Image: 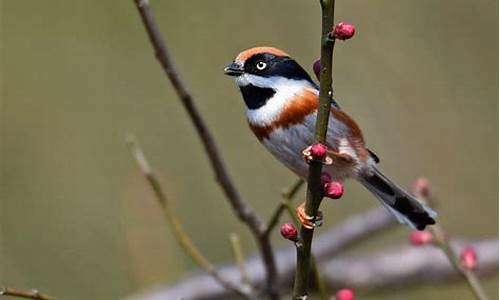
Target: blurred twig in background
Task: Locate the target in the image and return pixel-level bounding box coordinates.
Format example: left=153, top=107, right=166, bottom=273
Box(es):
left=128, top=212, right=498, bottom=299
left=0, top=287, right=54, bottom=300
left=411, top=178, right=490, bottom=300
left=132, top=0, right=280, bottom=298
left=126, top=136, right=254, bottom=299
left=229, top=233, right=251, bottom=286
left=130, top=207, right=397, bottom=300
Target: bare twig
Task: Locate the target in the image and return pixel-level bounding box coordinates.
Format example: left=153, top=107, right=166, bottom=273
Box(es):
left=229, top=233, right=250, bottom=286
left=293, top=0, right=336, bottom=298
left=131, top=1, right=279, bottom=298
left=264, top=179, right=304, bottom=236
left=0, top=288, right=54, bottom=300
left=127, top=136, right=254, bottom=299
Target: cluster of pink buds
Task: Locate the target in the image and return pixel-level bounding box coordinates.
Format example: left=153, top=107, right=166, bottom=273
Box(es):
left=280, top=223, right=298, bottom=242
left=302, top=143, right=345, bottom=199
left=408, top=230, right=433, bottom=246
left=334, top=288, right=355, bottom=300
left=320, top=172, right=344, bottom=200
left=460, top=246, right=478, bottom=271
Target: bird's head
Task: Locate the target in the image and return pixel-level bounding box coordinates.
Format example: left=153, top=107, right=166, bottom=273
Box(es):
left=224, top=47, right=317, bottom=114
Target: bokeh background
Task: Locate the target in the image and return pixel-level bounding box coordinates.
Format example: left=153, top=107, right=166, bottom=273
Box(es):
left=1, top=0, right=498, bottom=299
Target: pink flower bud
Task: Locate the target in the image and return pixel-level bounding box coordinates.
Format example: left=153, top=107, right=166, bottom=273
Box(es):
left=460, top=247, right=478, bottom=271
left=408, top=231, right=433, bottom=245
left=335, top=288, right=355, bottom=300
left=313, top=59, right=321, bottom=81
left=320, top=172, right=332, bottom=186
left=324, top=181, right=344, bottom=199
left=410, top=177, right=431, bottom=198
left=310, top=143, right=327, bottom=159
left=333, top=22, right=356, bottom=40
left=280, top=223, right=298, bottom=241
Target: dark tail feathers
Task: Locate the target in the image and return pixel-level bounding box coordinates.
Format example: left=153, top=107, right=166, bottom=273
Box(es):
left=359, top=168, right=436, bottom=230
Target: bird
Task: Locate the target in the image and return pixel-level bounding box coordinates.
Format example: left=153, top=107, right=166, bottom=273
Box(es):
left=224, top=46, right=436, bottom=230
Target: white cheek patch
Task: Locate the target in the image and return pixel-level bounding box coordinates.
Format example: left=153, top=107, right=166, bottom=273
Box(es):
left=238, top=74, right=317, bottom=126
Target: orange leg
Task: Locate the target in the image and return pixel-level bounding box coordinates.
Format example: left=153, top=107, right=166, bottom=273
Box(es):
left=296, top=202, right=323, bottom=229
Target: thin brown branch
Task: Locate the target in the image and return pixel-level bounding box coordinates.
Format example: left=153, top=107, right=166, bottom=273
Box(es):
left=127, top=136, right=254, bottom=299
left=0, top=288, right=54, bottom=300
left=131, top=1, right=279, bottom=298
left=293, top=0, right=336, bottom=298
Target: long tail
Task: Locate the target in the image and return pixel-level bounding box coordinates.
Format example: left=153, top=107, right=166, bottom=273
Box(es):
left=359, top=167, right=437, bottom=230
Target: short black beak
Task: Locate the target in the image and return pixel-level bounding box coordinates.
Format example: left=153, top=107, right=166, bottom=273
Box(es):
left=224, top=62, right=244, bottom=76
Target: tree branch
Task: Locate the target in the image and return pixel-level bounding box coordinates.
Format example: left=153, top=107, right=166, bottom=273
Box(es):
left=128, top=207, right=397, bottom=300
left=293, top=0, right=336, bottom=298
left=128, top=239, right=498, bottom=300
left=0, top=288, right=54, bottom=300
left=322, top=239, right=498, bottom=289
left=131, top=1, right=279, bottom=298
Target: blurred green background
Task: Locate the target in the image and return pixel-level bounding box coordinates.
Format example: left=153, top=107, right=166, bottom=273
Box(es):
left=1, top=0, right=498, bottom=299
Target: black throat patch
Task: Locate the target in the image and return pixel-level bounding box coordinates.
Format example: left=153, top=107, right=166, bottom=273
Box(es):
left=239, top=84, right=276, bottom=110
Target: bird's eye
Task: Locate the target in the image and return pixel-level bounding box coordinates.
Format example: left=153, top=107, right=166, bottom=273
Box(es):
left=256, top=61, right=267, bottom=70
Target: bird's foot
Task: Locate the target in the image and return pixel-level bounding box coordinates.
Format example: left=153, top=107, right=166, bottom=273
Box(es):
left=296, top=202, right=323, bottom=229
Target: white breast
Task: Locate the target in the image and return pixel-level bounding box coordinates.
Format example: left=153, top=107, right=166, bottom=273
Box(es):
left=237, top=75, right=315, bottom=126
